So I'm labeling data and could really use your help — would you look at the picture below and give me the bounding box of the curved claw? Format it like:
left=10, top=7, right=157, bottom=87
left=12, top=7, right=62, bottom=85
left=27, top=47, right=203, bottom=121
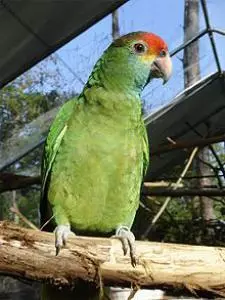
left=54, top=225, right=74, bottom=256
left=113, top=226, right=137, bottom=267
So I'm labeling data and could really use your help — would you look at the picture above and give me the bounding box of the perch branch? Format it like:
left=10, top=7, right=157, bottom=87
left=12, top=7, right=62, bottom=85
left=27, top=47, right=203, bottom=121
left=0, top=222, right=225, bottom=297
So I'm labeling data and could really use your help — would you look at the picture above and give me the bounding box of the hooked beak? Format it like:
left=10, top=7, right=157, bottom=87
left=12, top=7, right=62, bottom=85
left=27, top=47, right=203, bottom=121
left=150, top=52, right=172, bottom=84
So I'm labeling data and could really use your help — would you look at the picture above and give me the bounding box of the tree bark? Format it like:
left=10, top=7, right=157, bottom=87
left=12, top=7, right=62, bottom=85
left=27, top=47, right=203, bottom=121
left=183, top=0, right=200, bottom=87
left=197, top=149, right=216, bottom=220
left=112, top=10, right=120, bottom=41
left=0, top=222, right=225, bottom=296
left=183, top=0, right=215, bottom=231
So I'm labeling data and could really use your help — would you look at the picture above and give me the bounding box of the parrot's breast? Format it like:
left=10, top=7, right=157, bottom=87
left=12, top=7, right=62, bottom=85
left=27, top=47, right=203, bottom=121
left=47, top=105, right=145, bottom=234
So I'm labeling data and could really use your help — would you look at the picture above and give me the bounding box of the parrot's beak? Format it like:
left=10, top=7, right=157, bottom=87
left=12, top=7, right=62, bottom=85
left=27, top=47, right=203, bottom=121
left=150, top=52, right=172, bottom=84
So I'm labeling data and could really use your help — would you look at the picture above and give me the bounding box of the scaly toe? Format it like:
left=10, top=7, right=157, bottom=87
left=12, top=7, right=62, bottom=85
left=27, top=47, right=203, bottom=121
left=113, top=226, right=137, bottom=267
left=54, top=225, right=74, bottom=256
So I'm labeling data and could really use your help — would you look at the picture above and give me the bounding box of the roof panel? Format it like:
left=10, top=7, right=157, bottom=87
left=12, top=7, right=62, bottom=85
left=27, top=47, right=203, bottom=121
left=145, top=72, right=225, bottom=180
left=0, top=0, right=127, bottom=88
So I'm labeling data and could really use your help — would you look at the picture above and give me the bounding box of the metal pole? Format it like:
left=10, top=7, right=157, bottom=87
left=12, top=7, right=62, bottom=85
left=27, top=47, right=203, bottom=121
left=170, top=28, right=207, bottom=56
left=170, top=27, right=225, bottom=57
left=200, top=0, right=222, bottom=73
left=211, top=28, right=225, bottom=36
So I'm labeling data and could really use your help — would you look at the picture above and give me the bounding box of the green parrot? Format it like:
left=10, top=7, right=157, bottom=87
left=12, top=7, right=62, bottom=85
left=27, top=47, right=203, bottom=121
left=40, top=31, right=172, bottom=299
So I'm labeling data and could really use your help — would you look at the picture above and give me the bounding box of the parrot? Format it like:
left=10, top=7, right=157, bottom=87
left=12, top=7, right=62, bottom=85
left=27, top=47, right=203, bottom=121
left=40, top=31, right=172, bottom=299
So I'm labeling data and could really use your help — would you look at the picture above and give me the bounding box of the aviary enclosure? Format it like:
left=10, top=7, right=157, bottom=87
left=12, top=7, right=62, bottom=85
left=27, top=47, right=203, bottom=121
left=0, top=0, right=225, bottom=299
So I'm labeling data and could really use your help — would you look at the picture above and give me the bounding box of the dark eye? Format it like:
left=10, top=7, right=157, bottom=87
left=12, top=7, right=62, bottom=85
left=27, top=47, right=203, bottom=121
left=159, top=49, right=167, bottom=57
left=133, top=43, right=146, bottom=54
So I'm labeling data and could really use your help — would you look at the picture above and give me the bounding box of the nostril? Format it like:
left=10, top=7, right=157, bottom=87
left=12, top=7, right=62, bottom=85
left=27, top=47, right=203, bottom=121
left=159, top=49, right=167, bottom=57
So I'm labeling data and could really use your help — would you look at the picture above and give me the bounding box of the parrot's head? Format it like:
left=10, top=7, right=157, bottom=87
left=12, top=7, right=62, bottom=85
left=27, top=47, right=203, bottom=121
left=85, top=31, right=172, bottom=97
left=113, top=31, right=172, bottom=86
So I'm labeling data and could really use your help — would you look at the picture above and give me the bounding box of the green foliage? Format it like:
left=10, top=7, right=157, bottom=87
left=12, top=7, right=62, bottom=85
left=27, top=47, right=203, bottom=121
left=0, top=85, right=60, bottom=140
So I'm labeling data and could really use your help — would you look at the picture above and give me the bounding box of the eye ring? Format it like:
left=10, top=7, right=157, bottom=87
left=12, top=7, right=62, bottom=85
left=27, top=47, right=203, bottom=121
left=159, top=49, right=167, bottom=57
left=133, top=43, right=146, bottom=54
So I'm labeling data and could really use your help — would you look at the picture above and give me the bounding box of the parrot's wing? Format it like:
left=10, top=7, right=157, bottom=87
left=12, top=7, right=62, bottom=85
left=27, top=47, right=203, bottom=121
left=41, top=98, right=76, bottom=192
left=40, top=98, right=77, bottom=227
left=142, top=124, right=149, bottom=179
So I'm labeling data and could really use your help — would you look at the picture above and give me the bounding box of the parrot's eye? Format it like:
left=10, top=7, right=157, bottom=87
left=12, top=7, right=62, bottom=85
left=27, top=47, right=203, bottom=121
left=133, top=43, right=146, bottom=54
left=159, top=49, right=167, bottom=57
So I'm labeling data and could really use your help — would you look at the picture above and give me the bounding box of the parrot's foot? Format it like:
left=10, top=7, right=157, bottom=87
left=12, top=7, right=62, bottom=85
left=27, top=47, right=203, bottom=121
left=113, top=226, right=136, bottom=267
left=54, top=225, right=75, bottom=256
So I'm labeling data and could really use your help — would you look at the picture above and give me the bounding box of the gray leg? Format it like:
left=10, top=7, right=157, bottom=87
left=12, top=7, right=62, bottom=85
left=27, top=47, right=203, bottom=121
left=54, top=224, right=75, bottom=255
left=113, top=225, right=136, bottom=267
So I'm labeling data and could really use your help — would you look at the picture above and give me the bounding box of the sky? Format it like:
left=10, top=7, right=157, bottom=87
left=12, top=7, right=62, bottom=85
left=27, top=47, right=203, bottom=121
left=25, top=0, right=225, bottom=114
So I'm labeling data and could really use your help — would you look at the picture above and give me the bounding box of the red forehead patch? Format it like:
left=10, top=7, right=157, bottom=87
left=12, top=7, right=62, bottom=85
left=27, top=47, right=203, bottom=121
left=115, top=31, right=168, bottom=53
left=138, top=32, right=168, bottom=51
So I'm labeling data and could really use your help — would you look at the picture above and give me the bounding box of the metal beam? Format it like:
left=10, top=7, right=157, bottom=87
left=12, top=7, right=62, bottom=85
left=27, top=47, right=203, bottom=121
left=200, top=0, right=222, bottom=73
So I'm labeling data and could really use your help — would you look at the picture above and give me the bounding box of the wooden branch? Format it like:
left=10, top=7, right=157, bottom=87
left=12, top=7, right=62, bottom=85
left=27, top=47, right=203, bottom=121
left=142, top=186, right=225, bottom=197
left=0, top=173, right=40, bottom=192
left=144, top=181, right=183, bottom=188
left=151, top=134, right=225, bottom=156
left=0, top=222, right=225, bottom=296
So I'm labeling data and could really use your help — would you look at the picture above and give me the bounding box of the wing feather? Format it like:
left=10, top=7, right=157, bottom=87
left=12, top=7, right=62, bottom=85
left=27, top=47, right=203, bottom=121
left=142, top=123, right=149, bottom=179
left=40, top=98, right=77, bottom=227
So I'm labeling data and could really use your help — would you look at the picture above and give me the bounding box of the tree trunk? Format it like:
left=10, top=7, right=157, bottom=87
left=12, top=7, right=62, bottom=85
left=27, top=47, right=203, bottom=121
left=197, top=150, right=216, bottom=221
left=112, top=10, right=120, bottom=41
left=0, top=222, right=225, bottom=297
left=183, top=0, right=215, bottom=239
left=183, top=0, right=200, bottom=87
